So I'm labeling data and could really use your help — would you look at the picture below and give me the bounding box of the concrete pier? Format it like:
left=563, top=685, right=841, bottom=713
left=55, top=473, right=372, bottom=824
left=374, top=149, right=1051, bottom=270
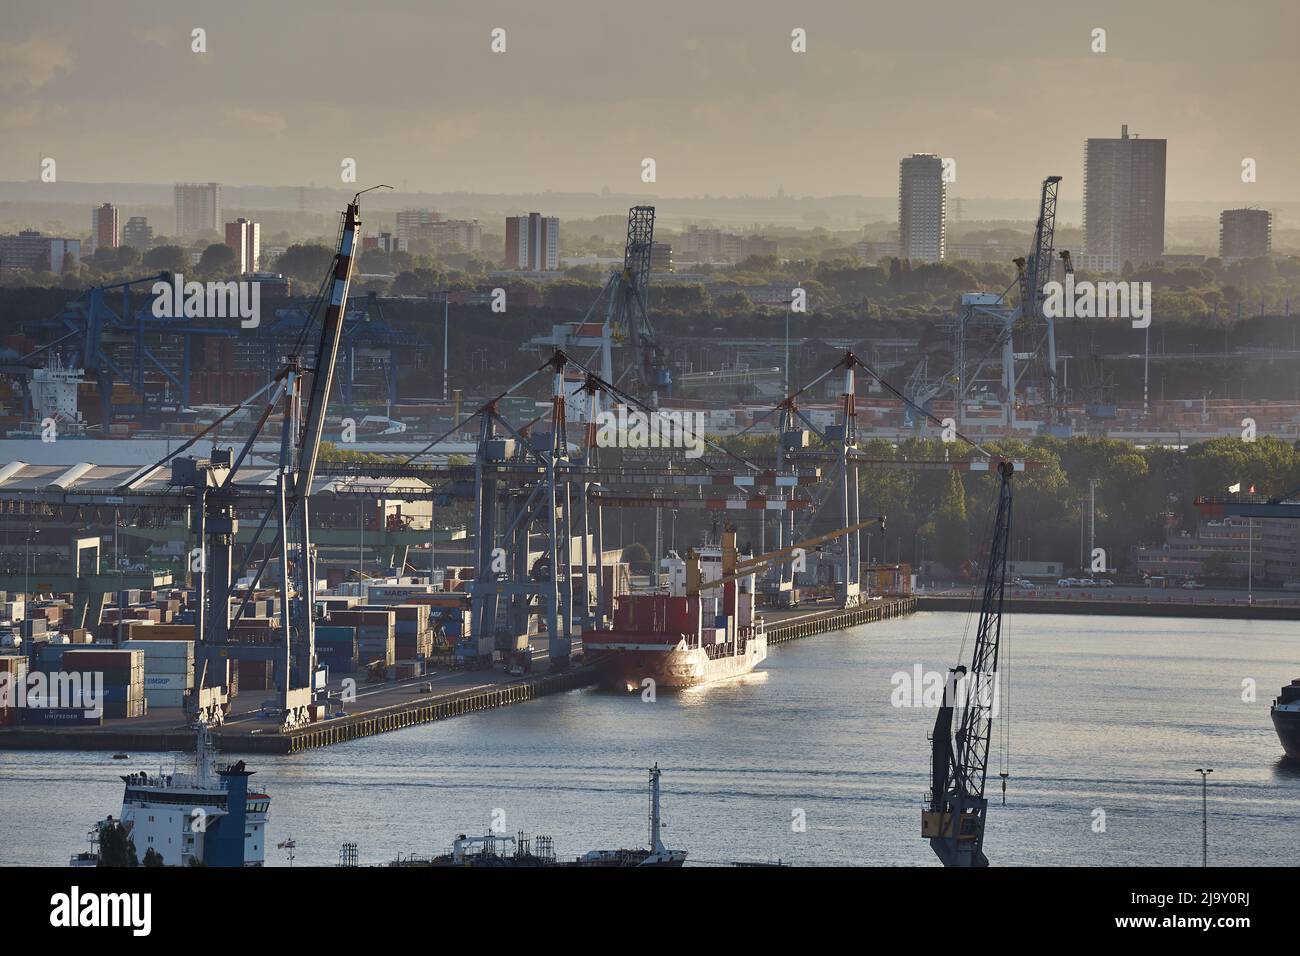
left=0, top=597, right=917, bottom=754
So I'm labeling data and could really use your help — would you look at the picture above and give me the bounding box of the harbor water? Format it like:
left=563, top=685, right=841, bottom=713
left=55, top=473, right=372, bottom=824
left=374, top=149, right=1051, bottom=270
left=2, top=612, right=1296, bottom=866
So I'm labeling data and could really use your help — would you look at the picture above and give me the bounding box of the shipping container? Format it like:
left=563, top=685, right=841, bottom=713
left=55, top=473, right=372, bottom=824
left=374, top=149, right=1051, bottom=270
left=21, top=707, right=103, bottom=727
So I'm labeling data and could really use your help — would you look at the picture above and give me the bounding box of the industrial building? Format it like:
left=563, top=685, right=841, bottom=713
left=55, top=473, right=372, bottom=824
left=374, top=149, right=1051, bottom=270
left=1136, top=515, right=1300, bottom=583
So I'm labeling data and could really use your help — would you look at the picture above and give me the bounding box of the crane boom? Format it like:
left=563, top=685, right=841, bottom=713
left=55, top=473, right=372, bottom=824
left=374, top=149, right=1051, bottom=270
left=295, top=199, right=363, bottom=498
left=922, top=459, right=1013, bottom=867
left=686, top=514, right=885, bottom=595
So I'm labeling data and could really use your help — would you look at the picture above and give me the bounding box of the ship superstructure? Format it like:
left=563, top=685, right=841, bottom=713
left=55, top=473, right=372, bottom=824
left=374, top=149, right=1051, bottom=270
left=72, top=723, right=270, bottom=866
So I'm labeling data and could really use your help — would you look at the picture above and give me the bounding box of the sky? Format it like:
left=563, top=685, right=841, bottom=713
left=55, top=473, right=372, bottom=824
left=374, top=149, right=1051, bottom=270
left=2, top=0, right=1297, bottom=203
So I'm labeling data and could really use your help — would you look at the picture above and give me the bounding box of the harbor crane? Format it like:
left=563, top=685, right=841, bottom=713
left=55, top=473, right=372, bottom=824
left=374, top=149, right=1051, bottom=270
left=603, top=206, right=667, bottom=399
left=160, top=186, right=388, bottom=729
left=922, top=459, right=1013, bottom=867
left=904, top=175, right=1064, bottom=432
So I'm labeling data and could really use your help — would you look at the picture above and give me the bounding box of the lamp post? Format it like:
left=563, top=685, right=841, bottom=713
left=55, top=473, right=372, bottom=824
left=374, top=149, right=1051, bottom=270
left=437, top=291, right=451, bottom=403
left=1195, top=768, right=1213, bottom=866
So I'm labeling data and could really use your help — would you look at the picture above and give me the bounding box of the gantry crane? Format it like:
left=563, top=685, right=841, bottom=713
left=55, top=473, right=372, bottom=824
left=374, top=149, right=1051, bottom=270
left=905, top=175, right=1064, bottom=432
left=922, top=459, right=1013, bottom=867
left=163, top=186, right=388, bottom=730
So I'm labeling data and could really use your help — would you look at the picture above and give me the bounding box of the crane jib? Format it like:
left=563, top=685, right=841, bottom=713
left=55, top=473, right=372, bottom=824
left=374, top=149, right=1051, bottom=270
left=924, top=460, right=1014, bottom=867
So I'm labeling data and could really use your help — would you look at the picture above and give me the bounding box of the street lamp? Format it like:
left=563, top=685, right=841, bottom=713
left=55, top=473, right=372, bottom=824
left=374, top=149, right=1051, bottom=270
left=434, top=290, right=452, bottom=403
left=1194, top=768, right=1213, bottom=866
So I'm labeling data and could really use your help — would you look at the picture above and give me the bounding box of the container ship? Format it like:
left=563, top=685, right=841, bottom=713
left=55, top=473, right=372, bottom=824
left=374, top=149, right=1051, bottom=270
left=71, top=723, right=271, bottom=867
left=584, top=530, right=767, bottom=690
left=1272, top=678, right=1300, bottom=760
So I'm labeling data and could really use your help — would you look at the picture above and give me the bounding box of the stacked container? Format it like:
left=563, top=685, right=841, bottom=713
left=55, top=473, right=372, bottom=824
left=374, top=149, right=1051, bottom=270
left=315, top=625, right=358, bottom=673
left=62, top=648, right=146, bottom=719
left=384, top=604, right=432, bottom=661
left=0, top=655, right=28, bottom=726
left=330, top=609, right=395, bottom=667
left=123, top=640, right=194, bottom=709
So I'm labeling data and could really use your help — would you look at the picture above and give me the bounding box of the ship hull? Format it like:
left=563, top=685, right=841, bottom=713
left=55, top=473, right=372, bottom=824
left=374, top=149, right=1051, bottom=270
left=1271, top=706, right=1300, bottom=760
left=591, top=636, right=767, bottom=690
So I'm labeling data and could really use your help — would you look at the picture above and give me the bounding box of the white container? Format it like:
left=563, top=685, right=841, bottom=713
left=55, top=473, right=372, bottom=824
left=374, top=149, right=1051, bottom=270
left=144, top=688, right=188, bottom=708
left=123, top=639, right=194, bottom=659
left=144, top=673, right=193, bottom=689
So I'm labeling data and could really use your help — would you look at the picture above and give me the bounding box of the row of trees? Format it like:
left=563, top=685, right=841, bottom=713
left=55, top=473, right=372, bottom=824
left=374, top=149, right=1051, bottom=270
left=712, top=433, right=1300, bottom=577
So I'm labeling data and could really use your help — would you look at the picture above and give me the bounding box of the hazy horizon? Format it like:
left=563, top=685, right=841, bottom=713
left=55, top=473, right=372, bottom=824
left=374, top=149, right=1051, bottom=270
left=3, top=0, right=1297, bottom=205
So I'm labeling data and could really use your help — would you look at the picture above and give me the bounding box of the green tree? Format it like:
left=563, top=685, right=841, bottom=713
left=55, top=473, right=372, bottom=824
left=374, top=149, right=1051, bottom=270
left=97, top=820, right=139, bottom=867
left=622, top=542, right=653, bottom=573
left=144, top=244, right=188, bottom=273
left=927, top=469, right=970, bottom=569
left=198, top=243, right=238, bottom=275
left=275, top=243, right=335, bottom=283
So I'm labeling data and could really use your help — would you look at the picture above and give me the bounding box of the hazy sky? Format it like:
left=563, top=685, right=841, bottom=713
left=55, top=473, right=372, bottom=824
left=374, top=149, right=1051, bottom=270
left=2, top=0, right=1296, bottom=203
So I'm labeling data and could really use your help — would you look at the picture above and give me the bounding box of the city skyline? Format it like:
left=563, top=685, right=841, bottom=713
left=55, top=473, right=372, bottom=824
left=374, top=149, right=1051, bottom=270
left=2, top=0, right=1297, bottom=202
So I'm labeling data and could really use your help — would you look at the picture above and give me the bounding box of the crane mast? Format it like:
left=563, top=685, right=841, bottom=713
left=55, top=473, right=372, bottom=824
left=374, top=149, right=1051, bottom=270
left=602, top=205, right=666, bottom=401
left=922, top=459, right=1013, bottom=867
left=1017, top=176, right=1062, bottom=423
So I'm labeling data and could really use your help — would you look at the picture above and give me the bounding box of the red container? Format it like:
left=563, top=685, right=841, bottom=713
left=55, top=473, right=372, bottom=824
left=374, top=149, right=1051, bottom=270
left=63, top=649, right=143, bottom=669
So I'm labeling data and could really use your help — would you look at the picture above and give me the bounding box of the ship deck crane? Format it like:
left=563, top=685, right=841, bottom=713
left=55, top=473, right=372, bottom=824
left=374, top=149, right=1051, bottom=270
left=685, top=514, right=886, bottom=596
left=922, top=459, right=1014, bottom=866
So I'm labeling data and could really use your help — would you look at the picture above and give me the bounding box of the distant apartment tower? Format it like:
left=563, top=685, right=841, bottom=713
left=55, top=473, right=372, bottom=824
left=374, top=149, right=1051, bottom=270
left=650, top=241, right=673, bottom=273
left=1083, top=125, right=1166, bottom=271
left=1219, top=208, right=1271, bottom=260
left=505, top=213, right=560, bottom=270
left=395, top=209, right=438, bottom=243
left=0, top=231, right=81, bottom=273
left=898, top=154, right=946, bottom=263
left=225, top=218, right=261, bottom=273
left=362, top=231, right=405, bottom=254
left=123, top=216, right=153, bottom=251
left=89, top=203, right=119, bottom=253
left=174, top=182, right=221, bottom=237
left=681, top=227, right=776, bottom=264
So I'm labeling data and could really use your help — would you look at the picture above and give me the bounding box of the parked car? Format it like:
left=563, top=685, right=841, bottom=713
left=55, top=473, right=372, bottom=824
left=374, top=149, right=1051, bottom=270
left=1182, top=580, right=1205, bottom=590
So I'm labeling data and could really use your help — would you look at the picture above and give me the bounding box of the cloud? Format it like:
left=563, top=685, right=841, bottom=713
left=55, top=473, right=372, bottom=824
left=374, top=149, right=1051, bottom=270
left=0, top=36, right=73, bottom=91
left=224, top=107, right=288, bottom=135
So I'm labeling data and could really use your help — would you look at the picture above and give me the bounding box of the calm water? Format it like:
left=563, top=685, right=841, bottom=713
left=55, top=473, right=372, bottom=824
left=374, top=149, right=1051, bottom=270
left=2, top=612, right=1297, bottom=867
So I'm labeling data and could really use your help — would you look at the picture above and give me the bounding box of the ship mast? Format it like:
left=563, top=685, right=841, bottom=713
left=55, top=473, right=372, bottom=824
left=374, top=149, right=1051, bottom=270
left=648, top=764, right=665, bottom=853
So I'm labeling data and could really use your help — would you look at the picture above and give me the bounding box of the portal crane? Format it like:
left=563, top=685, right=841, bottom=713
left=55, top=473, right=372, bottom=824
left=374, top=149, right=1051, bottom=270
left=601, top=206, right=668, bottom=401
left=1017, top=176, right=1062, bottom=420
left=922, top=459, right=1013, bottom=866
